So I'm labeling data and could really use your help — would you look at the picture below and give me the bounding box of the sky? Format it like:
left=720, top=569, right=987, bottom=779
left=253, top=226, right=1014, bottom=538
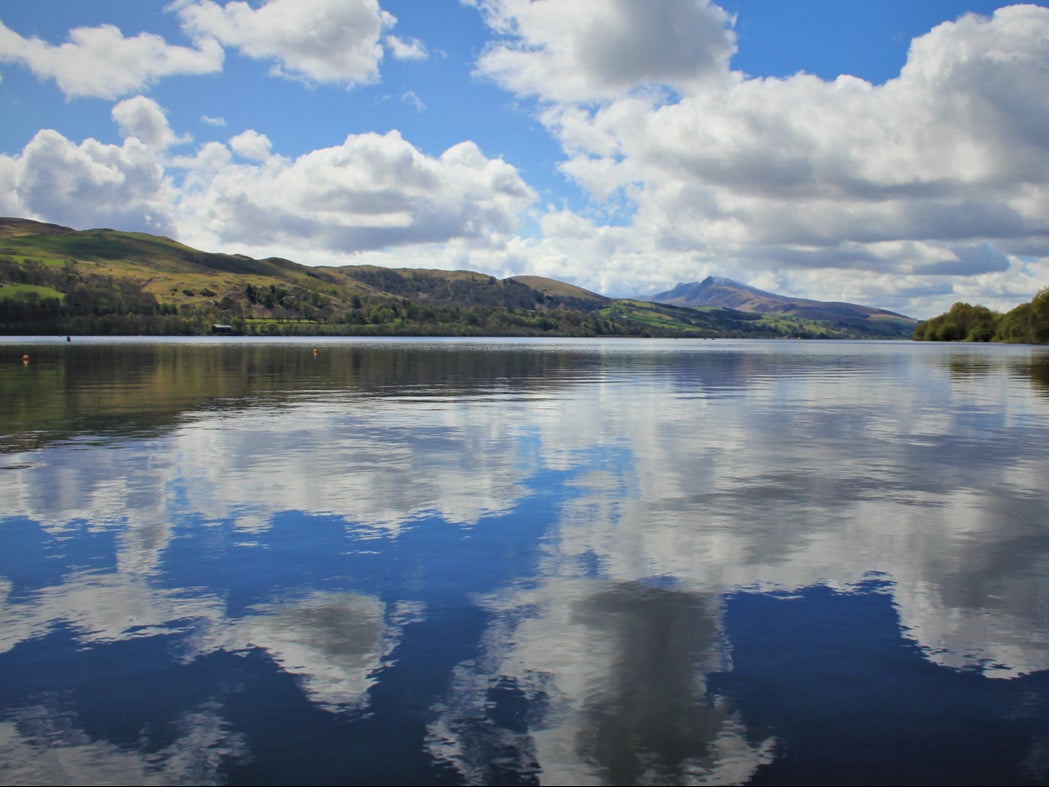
left=1, top=1, right=1048, bottom=319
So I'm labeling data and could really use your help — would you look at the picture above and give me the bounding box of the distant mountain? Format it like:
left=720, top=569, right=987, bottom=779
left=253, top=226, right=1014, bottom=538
left=645, top=276, right=918, bottom=337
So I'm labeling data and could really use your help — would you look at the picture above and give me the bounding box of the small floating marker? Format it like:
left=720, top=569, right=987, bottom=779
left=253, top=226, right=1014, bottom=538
left=312, top=348, right=319, bottom=356
left=22, top=354, right=29, bottom=365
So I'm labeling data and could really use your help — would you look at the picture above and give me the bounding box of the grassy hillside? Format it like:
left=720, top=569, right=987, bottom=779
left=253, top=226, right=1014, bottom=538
left=0, top=218, right=907, bottom=339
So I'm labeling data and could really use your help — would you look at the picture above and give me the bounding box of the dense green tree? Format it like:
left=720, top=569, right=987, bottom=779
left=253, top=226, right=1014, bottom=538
left=993, top=288, right=1049, bottom=344
left=915, top=289, right=1049, bottom=344
left=913, top=302, right=1000, bottom=342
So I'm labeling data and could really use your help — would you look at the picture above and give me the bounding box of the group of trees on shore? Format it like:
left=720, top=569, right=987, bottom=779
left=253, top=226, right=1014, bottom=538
left=913, top=288, right=1049, bottom=343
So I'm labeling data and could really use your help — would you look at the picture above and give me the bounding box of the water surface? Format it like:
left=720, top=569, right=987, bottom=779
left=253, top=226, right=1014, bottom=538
left=2, top=337, right=1049, bottom=785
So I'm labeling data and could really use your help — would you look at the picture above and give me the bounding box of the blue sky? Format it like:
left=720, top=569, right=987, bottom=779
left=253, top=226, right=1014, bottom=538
left=1, top=0, right=1047, bottom=318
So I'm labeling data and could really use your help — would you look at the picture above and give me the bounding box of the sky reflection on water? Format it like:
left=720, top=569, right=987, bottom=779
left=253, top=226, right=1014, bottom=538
left=1, top=337, right=1049, bottom=785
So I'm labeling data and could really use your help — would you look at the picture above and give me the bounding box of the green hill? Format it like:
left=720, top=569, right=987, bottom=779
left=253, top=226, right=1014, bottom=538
left=0, top=217, right=911, bottom=339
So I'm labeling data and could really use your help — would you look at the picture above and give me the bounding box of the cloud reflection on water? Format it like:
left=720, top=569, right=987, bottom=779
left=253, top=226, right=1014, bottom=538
left=1, top=339, right=1049, bottom=783
left=428, top=578, right=776, bottom=785
left=214, top=591, right=419, bottom=711
left=0, top=700, right=245, bottom=786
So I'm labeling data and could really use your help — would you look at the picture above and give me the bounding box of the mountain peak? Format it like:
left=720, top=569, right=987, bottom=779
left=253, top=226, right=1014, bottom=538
left=645, top=276, right=917, bottom=336
left=704, top=275, right=744, bottom=287
left=657, top=276, right=775, bottom=303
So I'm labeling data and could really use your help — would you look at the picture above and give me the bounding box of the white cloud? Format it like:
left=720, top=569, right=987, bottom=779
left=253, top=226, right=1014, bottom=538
left=0, top=99, right=534, bottom=263
left=174, top=0, right=395, bottom=87
left=0, top=129, right=176, bottom=234
left=200, top=114, right=226, bottom=127
left=176, top=130, right=536, bottom=255
left=474, top=0, right=736, bottom=102
left=0, top=20, right=222, bottom=99
left=385, top=34, right=427, bottom=61
left=112, top=95, right=188, bottom=149
left=466, top=2, right=1049, bottom=317
left=3, top=3, right=1047, bottom=318
left=228, top=129, right=272, bottom=161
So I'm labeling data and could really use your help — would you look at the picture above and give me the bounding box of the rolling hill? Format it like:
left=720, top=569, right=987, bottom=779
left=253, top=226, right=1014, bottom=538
left=0, top=218, right=914, bottom=339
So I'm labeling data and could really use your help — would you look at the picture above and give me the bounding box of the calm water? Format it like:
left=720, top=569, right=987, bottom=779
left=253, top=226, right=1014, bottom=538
left=2, top=336, right=1049, bottom=786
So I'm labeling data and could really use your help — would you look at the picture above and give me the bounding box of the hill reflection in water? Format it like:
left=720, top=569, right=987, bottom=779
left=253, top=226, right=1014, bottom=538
left=1, top=337, right=1049, bottom=785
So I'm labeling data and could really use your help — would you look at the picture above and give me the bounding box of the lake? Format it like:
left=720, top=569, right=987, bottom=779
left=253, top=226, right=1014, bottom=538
left=2, top=336, right=1049, bottom=786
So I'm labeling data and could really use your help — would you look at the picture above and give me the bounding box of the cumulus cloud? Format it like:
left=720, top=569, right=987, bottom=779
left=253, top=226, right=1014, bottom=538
left=112, top=96, right=188, bottom=149
left=0, top=129, right=176, bottom=234
left=0, top=19, right=222, bottom=99
left=473, top=0, right=736, bottom=102
left=468, top=1, right=1049, bottom=316
left=0, top=91, right=534, bottom=261
left=3, top=2, right=1047, bottom=318
left=228, top=129, right=272, bottom=161
left=174, top=0, right=395, bottom=86
left=176, top=130, right=535, bottom=255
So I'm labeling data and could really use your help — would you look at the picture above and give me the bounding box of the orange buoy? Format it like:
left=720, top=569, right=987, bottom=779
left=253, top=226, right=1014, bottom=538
left=22, top=354, right=29, bottom=365
left=313, top=348, right=318, bottom=356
